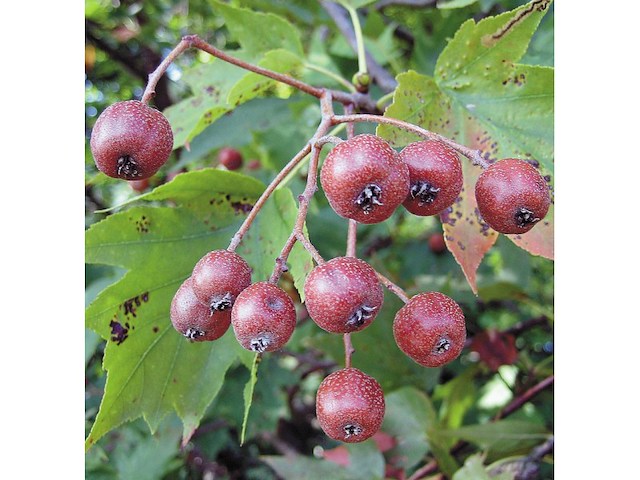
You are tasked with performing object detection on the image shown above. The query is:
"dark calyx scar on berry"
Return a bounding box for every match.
[210,292,234,314]
[410,180,440,205]
[355,183,383,213]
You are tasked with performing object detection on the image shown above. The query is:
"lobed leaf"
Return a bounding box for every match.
[377,0,553,293]
[85,169,312,449]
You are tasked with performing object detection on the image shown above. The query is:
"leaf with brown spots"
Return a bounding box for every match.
[378,0,554,292]
[440,152,499,294]
[85,169,312,450]
[164,1,304,148]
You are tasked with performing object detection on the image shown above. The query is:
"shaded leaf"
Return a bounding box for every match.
[433,365,480,430]
[381,387,434,471]
[240,353,261,445]
[470,329,518,372]
[438,0,479,9]
[453,453,514,480]
[442,419,549,459]
[262,455,363,480]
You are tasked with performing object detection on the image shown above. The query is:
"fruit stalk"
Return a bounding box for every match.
[332,114,491,169]
[269,93,335,282]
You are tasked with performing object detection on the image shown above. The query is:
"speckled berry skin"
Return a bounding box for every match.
[191,250,252,312]
[393,292,466,368]
[400,141,463,216]
[218,147,243,170]
[170,277,231,342]
[316,368,385,443]
[320,134,410,224]
[475,158,550,234]
[231,282,297,353]
[304,257,383,334]
[90,100,173,180]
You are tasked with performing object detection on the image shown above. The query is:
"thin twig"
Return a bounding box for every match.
[343,333,355,368]
[269,93,335,282]
[141,34,381,112]
[320,1,398,93]
[332,114,490,169]
[227,143,312,252]
[495,375,554,420]
[346,220,358,258]
[375,271,410,303]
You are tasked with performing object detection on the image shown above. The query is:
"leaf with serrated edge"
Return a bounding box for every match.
[240,353,260,445]
[378,1,553,292]
[85,170,311,449]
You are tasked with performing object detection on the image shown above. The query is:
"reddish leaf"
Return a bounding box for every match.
[321,445,350,467]
[372,431,397,453]
[440,119,499,294]
[470,329,518,372]
[507,202,554,259]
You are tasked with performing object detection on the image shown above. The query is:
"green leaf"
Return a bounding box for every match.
[382,387,432,470]
[453,453,515,480]
[212,0,304,59]
[163,58,247,149]
[227,49,304,107]
[85,169,311,449]
[378,0,554,292]
[165,0,306,148]
[262,455,364,480]
[240,353,261,445]
[438,0,479,9]
[433,365,480,429]
[441,419,550,458]
[344,441,386,480]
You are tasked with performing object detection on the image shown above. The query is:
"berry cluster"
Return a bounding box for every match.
[90,99,550,445]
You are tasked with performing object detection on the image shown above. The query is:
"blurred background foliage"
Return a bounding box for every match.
[85,1,553,478]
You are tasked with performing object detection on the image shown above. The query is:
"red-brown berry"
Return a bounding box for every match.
[304,257,383,334]
[320,134,410,224]
[90,100,173,180]
[428,232,447,255]
[231,282,297,352]
[170,277,231,341]
[475,158,551,234]
[393,292,466,368]
[316,368,385,443]
[400,141,463,216]
[191,250,252,314]
[218,147,243,171]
